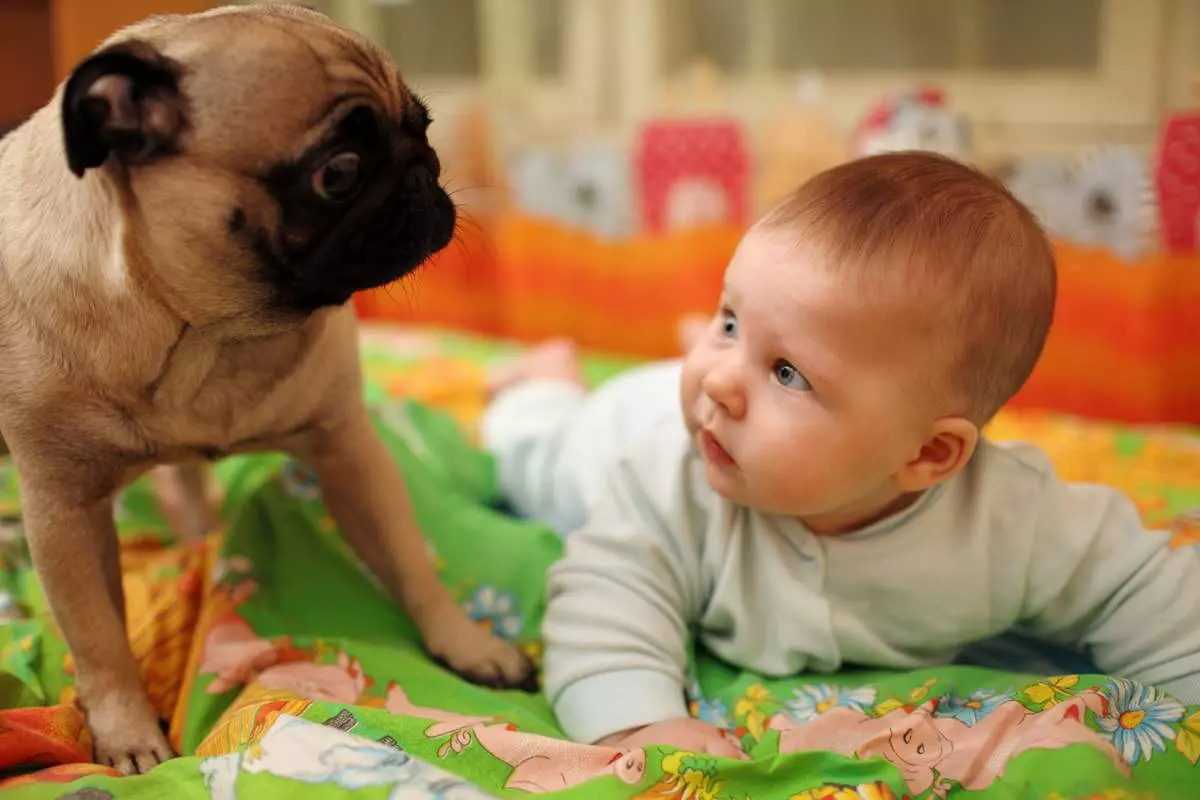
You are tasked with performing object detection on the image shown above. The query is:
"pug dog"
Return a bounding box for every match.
[0,4,533,775]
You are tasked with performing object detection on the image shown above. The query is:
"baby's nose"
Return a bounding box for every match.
[703,365,747,419]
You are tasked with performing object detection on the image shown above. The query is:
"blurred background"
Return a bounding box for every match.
[1,0,1198,424]
[4,1,1197,161]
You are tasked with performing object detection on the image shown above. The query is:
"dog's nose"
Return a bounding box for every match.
[403,164,437,192]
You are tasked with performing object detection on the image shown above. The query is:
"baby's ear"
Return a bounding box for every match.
[894,417,978,493]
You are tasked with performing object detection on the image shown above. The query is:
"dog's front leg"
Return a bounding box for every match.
[299,410,533,689]
[22,485,173,773]
[150,462,216,542]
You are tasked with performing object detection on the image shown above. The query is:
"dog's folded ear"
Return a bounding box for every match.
[61,40,186,178]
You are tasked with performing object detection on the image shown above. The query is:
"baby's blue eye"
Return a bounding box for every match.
[720,310,738,339]
[773,359,811,391]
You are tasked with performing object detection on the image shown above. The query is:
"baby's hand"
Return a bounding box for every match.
[600,718,747,759]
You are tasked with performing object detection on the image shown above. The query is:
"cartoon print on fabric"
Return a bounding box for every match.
[1095,678,1187,766]
[935,688,1013,725]
[630,750,726,800]
[198,714,494,800]
[770,689,1127,799]
[56,790,113,800]
[280,460,322,501]
[462,585,523,641]
[256,652,370,705]
[384,683,647,793]
[785,684,879,724]
[197,554,269,696]
[198,613,281,695]
[212,556,258,602]
[732,682,899,740]
[686,677,733,731]
[324,708,360,733]
[786,783,901,800]
[192,692,316,758]
[0,588,24,624]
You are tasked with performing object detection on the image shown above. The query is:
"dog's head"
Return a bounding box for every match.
[59,4,454,324]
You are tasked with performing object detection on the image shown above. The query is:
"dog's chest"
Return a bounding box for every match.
[145,376,297,453]
[133,329,327,456]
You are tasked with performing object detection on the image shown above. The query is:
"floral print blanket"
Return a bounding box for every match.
[0,323,1198,800]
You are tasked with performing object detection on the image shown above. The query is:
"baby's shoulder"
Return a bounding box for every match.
[939,439,1062,534]
[972,439,1147,525]
[969,438,1059,490]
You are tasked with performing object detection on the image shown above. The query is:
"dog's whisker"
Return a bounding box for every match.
[381,281,401,309]
[454,214,500,265]
[448,184,512,199]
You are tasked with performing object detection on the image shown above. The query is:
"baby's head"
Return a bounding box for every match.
[680,151,1055,532]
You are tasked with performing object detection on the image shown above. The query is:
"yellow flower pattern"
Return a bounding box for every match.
[1176,709,1200,766]
[1045,791,1159,800]
[734,683,776,740]
[789,783,899,800]
[1024,674,1080,709]
[873,697,905,716]
[636,751,723,800]
[908,678,938,703]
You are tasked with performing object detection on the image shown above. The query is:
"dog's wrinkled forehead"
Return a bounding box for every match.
[126,5,409,172]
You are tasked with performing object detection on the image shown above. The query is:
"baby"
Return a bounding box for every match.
[481,152,1200,757]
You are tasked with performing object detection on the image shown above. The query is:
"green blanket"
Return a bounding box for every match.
[1,335,1198,799]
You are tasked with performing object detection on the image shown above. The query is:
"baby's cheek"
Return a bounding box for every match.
[774,425,832,478]
[761,449,823,503]
[832,421,901,478]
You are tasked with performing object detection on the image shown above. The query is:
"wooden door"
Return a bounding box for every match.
[0,0,54,131]
[49,0,212,79]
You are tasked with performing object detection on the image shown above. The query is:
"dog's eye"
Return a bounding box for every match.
[312,152,362,202]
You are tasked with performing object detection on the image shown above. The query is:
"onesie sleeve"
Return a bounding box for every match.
[542,427,709,743]
[1019,471,1200,703]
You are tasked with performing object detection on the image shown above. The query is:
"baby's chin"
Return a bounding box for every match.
[701,460,760,508]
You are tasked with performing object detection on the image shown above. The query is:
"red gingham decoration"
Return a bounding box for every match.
[635,119,751,233]
[1155,109,1200,254]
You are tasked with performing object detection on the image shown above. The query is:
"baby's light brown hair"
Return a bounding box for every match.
[759,151,1057,424]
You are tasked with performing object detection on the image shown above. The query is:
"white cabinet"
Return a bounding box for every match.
[616,0,1179,162]
[255,0,1196,164]
[299,0,605,155]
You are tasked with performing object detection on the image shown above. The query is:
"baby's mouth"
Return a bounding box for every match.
[700,429,736,467]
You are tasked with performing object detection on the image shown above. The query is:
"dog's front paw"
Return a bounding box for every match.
[85,692,175,774]
[424,611,536,691]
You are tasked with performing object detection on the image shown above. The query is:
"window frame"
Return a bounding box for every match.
[314,0,604,153]
[613,0,1170,160]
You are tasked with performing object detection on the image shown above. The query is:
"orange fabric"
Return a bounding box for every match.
[1010,245,1200,423]
[0,705,93,780]
[354,223,503,335]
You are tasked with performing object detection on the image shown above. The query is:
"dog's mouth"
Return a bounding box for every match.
[257,159,457,314]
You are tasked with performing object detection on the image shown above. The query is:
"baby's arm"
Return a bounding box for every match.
[1020,477,1200,702]
[542,445,707,745]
